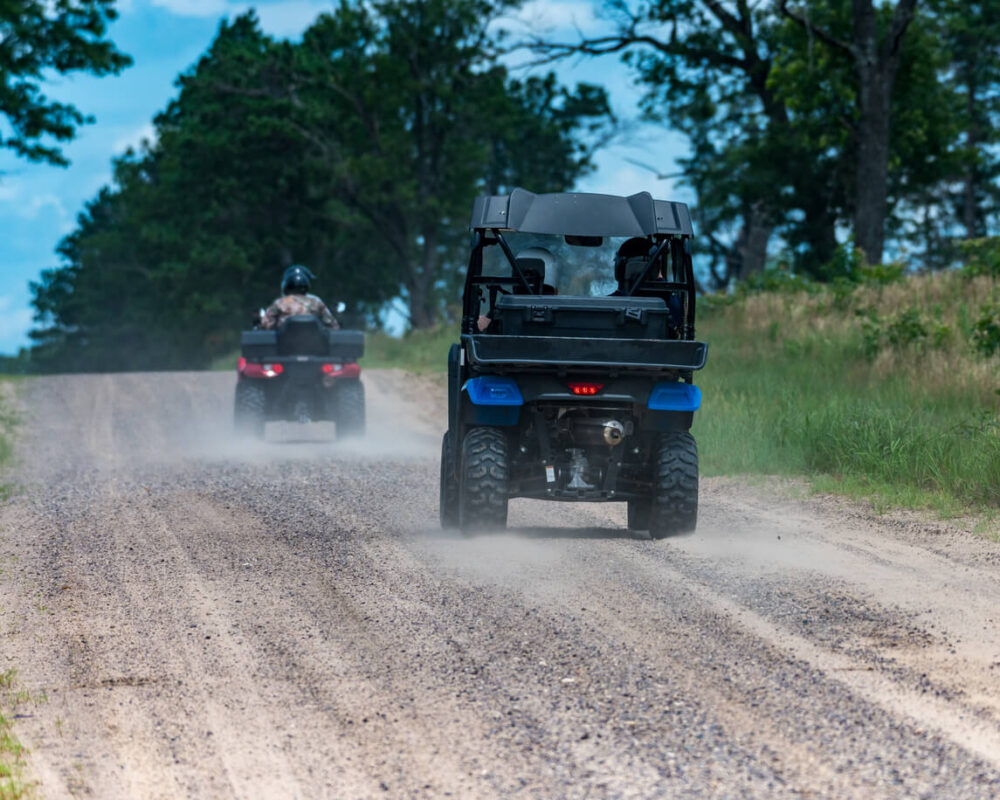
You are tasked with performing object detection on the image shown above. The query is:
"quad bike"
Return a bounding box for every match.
[440,188,708,538]
[234,315,365,440]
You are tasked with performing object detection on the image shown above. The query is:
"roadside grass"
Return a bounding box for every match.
[209,350,240,372]
[0,670,31,800]
[694,269,1000,523]
[0,383,17,501]
[363,326,454,372]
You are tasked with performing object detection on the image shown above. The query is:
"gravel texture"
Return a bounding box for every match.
[1,369,999,799]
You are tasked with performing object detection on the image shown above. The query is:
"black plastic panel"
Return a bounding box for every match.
[466,335,707,371]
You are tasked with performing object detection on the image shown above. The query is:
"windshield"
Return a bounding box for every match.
[482,233,645,297]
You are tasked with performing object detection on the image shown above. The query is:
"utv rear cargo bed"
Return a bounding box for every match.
[464,334,707,372]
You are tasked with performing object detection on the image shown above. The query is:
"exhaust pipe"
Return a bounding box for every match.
[603,420,625,447]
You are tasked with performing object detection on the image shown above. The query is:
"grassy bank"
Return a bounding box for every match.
[0,672,31,800]
[0,385,16,501]
[694,269,1000,519]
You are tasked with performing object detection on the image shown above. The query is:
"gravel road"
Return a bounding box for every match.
[2,370,999,799]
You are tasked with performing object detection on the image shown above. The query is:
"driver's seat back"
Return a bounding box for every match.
[277,315,328,356]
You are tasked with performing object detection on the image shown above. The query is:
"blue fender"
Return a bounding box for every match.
[463,375,522,425]
[648,382,702,412]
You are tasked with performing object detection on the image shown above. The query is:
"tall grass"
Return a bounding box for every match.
[363,326,454,372]
[694,270,1000,515]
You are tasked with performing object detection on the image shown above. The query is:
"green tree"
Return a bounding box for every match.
[30,4,612,370]
[0,0,130,166]
[779,0,921,264]
[270,0,611,326]
[533,0,960,278]
[930,0,1000,239]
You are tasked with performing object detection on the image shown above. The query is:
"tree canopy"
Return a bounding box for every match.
[29,2,611,371]
[0,0,131,167]
[531,0,998,280]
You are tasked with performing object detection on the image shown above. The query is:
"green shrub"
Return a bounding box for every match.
[738,265,817,296]
[971,302,1000,357]
[960,237,1000,277]
[859,307,950,358]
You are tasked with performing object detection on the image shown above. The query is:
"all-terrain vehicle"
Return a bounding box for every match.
[234,315,365,440]
[439,188,708,537]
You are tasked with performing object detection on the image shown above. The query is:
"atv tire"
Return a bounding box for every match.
[649,432,698,539]
[627,498,651,531]
[439,431,460,529]
[234,381,266,440]
[334,380,365,440]
[459,426,508,532]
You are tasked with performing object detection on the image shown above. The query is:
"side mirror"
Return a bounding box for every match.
[336,301,346,313]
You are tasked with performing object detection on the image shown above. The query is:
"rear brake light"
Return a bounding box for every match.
[237,357,247,373]
[320,363,361,378]
[243,362,283,378]
[568,382,604,396]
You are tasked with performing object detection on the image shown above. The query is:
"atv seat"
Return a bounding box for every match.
[277,315,330,356]
[492,295,670,339]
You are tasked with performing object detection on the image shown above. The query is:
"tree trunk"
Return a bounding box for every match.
[801,195,839,273]
[781,0,918,265]
[853,67,893,263]
[407,228,439,329]
[851,0,900,265]
[962,74,980,238]
[735,201,773,280]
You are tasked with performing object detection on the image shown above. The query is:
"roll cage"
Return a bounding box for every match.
[461,188,698,340]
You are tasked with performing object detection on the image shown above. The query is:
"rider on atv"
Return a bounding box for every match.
[262,265,339,330]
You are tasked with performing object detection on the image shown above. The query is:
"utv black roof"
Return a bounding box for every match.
[470,188,693,238]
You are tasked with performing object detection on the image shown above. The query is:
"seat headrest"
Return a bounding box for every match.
[513,257,544,294]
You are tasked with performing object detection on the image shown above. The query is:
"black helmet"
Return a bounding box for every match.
[281,265,314,295]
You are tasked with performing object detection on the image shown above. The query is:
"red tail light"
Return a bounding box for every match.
[320,363,361,378]
[568,382,604,396]
[243,362,283,378]
[237,357,247,373]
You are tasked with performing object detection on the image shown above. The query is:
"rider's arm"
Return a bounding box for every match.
[319,302,340,330]
[261,301,282,329]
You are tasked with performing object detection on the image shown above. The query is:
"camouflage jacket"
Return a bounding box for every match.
[262,293,339,330]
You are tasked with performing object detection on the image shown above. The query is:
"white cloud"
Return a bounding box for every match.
[113,122,157,154]
[0,179,68,223]
[255,1,335,36]
[496,0,607,40]
[147,0,334,36]
[149,0,229,17]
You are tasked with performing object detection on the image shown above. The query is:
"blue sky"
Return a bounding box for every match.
[0,0,687,354]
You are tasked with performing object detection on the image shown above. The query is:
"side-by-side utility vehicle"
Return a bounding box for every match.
[439,188,708,537]
[234,315,365,440]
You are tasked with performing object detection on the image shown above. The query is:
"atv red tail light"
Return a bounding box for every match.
[243,362,283,378]
[568,382,604,396]
[320,363,361,378]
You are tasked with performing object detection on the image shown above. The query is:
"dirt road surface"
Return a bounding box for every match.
[2,370,999,799]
